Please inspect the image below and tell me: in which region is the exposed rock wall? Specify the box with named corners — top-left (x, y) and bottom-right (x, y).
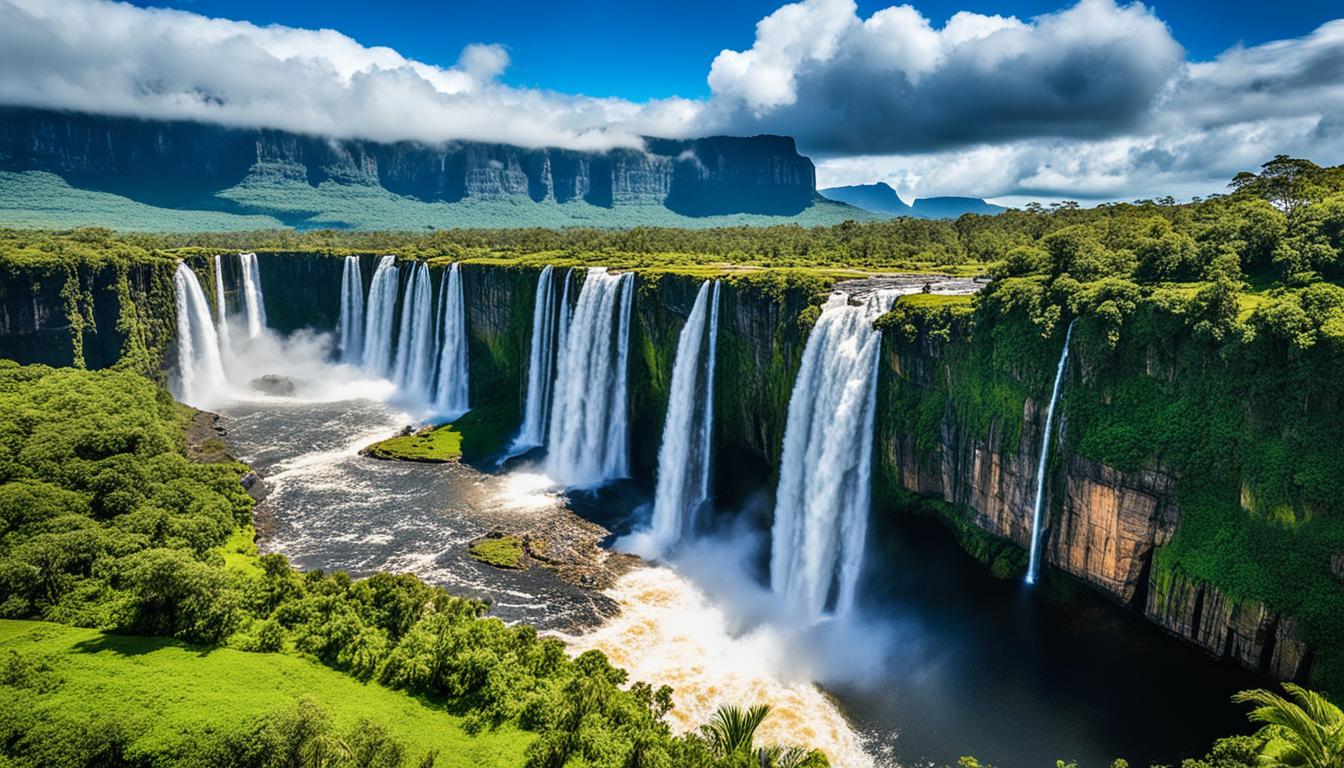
top-left (0, 108), bottom-right (816, 216)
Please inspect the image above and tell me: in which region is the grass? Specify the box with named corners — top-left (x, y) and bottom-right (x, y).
top-left (450, 404), bottom-right (517, 463)
top-left (468, 536), bottom-right (526, 569)
top-left (216, 526), bottom-right (262, 578)
top-left (896, 292), bottom-right (975, 308)
top-left (0, 619), bottom-right (532, 767)
top-left (363, 425), bottom-right (464, 463)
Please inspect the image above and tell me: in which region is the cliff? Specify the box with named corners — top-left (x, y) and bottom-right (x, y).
top-left (0, 108), bottom-right (826, 229)
top-left (875, 287), bottom-right (1343, 690)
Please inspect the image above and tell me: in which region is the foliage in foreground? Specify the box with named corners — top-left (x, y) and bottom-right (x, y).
top-left (0, 362), bottom-right (826, 768)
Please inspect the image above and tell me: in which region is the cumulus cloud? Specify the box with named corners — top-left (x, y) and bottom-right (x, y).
top-left (0, 0), bottom-right (701, 150)
top-left (0, 0), bottom-right (1342, 202)
top-left (703, 0), bottom-right (1186, 154)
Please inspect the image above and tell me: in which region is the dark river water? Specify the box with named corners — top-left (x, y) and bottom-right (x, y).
top-left (222, 393), bottom-right (1259, 768)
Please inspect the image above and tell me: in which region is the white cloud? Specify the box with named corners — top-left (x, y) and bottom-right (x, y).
top-left (0, 0), bottom-right (701, 150)
top-left (0, 0), bottom-right (1341, 202)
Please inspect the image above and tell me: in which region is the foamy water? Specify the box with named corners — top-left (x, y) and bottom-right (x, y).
top-left (563, 566), bottom-right (877, 768)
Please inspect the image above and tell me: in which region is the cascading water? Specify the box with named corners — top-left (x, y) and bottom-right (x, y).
top-left (545, 268), bottom-right (635, 488)
top-left (433, 263), bottom-right (469, 418)
top-left (212, 254), bottom-right (232, 361)
top-left (337, 255), bottom-right (364, 364)
top-left (511, 266), bottom-right (559, 453)
top-left (770, 289), bottom-right (901, 619)
top-left (361, 255), bottom-right (399, 378)
top-left (1025, 318), bottom-right (1077, 586)
top-left (238, 252), bottom-right (267, 339)
top-left (392, 262), bottom-right (436, 399)
top-left (172, 264), bottom-right (227, 407)
top-left (648, 280), bottom-right (722, 550)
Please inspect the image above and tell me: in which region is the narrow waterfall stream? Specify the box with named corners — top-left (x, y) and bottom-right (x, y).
top-left (511, 265), bottom-right (558, 453)
top-left (770, 289), bottom-right (901, 619)
top-left (361, 255), bottom-right (399, 378)
top-left (1026, 318), bottom-right (1077, 585)
top-left (337, 255), bottom-right (364, 364)
top-left (646, 279), bottom-right (721, 552)
top-left (171, 263), bottom-right (227, 407)
top-left (392, 262), bottom-right (435, 400)
top-left (433, 262), bottom-right (469, 418)
top-left (238, 252), bottom-right (267, 339)
top-left (212, 254), bottom-right (232, 361)
top-left (545, 267), bottom-right (635, 488)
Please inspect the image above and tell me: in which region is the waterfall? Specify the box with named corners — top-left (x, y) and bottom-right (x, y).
top-left (1025, 318), bottom-right (1077, 586)
top-left (211, 254), bottom-right (232, 361)
top-left (338, 255), bottom-right (364, 364)
top-left (361, 255), bottom-right (399, 377)
top-left (172, 264), bottom-right (227, 407)
top-left (648, 280), bottom-right (722, 549)
top-left (512, 266), bottom-right (559, 452)
top-left (770, 290), bottom-right (901, 619)
top-left (238, 252), bottom-right (267, 338)
top-left (433, 263), bottom-right (469, 418)
top-left (545, 268), bottom-right (635, 488)
top-left (392, 262), bottom-right (436, 398)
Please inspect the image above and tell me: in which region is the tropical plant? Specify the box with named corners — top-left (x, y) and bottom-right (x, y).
top-left (1231, 684), bottom-right (1344, 768)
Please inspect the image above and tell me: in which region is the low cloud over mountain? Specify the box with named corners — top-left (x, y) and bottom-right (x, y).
top-left (2, 0), bottom-right (1341, 203)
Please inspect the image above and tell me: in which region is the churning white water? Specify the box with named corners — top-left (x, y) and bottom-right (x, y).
top-left (770, 290), bottom-right (902, 620)
top-left (646, 280), bottom-right (722, 551)
top-left (511, 266), bottom-right (559, 453)
top-left (1026, 318), bottom-right (1077, 586)
top-left (392, 262), bottom-right (436, 399)
top-left (337, 255), bottom-right (364, 364)
top-left (433, 263), bottom-right (469, 419)
top-left (172, 264), bottom-right (228, 408)
top-left (563, 567), bottom-right (875, 768)
top-left (361, 255), bottom-right (399, 378)
top-left (545, 268), bottom-right (635, 488)
top-left (238, 252), bottom-right (267, 339)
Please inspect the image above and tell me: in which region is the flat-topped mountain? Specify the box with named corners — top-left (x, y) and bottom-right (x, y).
top-left (0, 107), bottom-right (871, 231)
top-left (820, 183), bottom-right (1007, 219)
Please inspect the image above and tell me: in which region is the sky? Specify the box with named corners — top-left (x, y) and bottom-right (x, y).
top-left (2, 0), bottom-right (1343, 205)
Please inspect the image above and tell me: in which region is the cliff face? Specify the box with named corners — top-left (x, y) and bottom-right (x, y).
top-left (875, 302), bottom-right (1333, 687)
top-left (0, 108), bottom-right (816, 217)
top-left (0, 258), bottom-right (175, 373)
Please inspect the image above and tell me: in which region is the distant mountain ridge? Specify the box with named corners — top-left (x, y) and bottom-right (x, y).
top-left (0, 107), bottom-right (876, 231)
top-left (820, 183), bottom-right (1007, 219)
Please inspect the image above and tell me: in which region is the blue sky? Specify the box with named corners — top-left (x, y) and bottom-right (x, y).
top-left (129, 0), bottom-right (1342, 100)
top-left (6, 0), bottom-right (1344, 203)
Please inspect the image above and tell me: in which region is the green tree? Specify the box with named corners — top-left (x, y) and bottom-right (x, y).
top-left (1232, 684), bottom-right (1344, 768)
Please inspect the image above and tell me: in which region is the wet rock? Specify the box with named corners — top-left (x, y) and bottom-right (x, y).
top-left (250, 374), bottom-right (296, 396)
top-left (1332, 551), bottom-right (1344, 582)
top-left (241, 471), bottom-right (269, 503)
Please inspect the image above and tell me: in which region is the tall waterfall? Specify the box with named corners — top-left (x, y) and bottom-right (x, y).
top-left (433, 263), bottom-right (469, 418)
top-left (392, 262), bottom-right (436, 398)
top-left (238, 252), bottom-right (267, 339)
top-left (337, 255), bottom-right (364, 364)
top-left (211, 255), bottom-right (232, 361)
top-left (361, 255), bottom-right (399, 377)
top-left (770, 290), bottom-right (900, 619)
top-left (648, 280), bottom-right (722, 549)
top-left (545, 268), bottom-right (635, 488)
top-left (512, 266), bottom-right (559, 452)
top-left (1025, 318), bottom-right (1077, 586)
top-left (172, 264), bottom-right (227, 406)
